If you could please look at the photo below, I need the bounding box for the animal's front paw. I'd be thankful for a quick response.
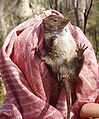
[76,44,88,60]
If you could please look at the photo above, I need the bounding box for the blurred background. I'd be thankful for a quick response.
[0,0,99,108]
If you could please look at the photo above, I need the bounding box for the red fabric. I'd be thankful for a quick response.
[0,10,98,119]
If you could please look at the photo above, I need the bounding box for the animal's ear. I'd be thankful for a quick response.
[42,18,46,25]
[42,16,49,25]
[61,18,70,25]
[43,19,45,23]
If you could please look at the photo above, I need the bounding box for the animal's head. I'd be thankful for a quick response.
[43,15,70,32]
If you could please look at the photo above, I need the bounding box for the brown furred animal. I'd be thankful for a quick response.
[37,15,88,119]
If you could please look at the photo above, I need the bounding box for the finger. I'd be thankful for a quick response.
[80,103,99,118]
[83,46,88,51]
[82,44,85,48]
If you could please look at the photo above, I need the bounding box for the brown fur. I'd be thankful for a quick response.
[38,15,88,119]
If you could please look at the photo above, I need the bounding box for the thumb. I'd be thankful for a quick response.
[80,103,99,118]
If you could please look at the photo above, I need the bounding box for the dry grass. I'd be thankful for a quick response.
[0,79,6,109]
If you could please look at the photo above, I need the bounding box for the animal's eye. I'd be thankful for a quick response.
[54,19,57,22]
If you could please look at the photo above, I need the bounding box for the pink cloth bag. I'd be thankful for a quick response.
[0,10,98,119]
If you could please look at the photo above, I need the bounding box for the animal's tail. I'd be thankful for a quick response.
[64,81,71,119]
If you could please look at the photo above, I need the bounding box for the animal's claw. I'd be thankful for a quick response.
[76,43,88,59]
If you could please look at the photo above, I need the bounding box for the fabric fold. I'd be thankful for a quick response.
[0,10,98,119]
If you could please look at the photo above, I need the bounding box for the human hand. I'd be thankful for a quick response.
[80,103,99,119]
